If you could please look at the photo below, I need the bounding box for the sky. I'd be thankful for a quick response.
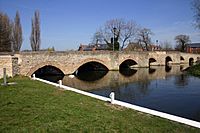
[0,0,199,50]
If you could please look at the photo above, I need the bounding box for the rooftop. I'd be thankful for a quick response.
[186,43,200,48]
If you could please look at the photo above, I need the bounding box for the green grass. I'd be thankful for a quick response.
[0,76,199,132]
[187,64,200,77]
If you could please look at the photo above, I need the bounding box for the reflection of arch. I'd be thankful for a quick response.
[189,58,194,66]
[149,68,156,74]
[165,56,172,65]
[119,59,138,70]
[149,58,157,66]
[76,70,108,81]
[180,65,183,71]
[120,69,137,77]
[165,65,172,72]
[27,62,65,76]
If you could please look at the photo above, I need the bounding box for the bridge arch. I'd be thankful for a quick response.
[180,56,184,60]
[73,58,109,74]
[27,61,65,76]
[165,56,173,65]
[180,56,184,64]
[119,59,138,70]
[189,58,194,66]
[149,58,157,66]
[76,61,108,71]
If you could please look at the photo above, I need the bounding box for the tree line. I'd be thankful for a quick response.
[92,0,200,52]
[92,18,155,51]
[0,11,22,52]
[91,18,193,52]
[0,11,41,52]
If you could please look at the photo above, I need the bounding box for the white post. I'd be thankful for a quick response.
[59,80,62,88]
[109,92,115,104]
[33,74,36,80]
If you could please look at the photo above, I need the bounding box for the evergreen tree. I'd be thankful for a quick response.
[30,11,40,51]
[13,11,23,52]
[0,12,12,52]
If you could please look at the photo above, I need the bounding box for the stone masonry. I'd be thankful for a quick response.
[0,55,18,78]
[0,51,200,78]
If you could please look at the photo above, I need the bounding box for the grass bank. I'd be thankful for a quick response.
[0,76,199,132]
[187,64,200,77]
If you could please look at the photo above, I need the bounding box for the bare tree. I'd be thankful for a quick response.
[30,11,40,51]
[104,18,123,50]
[137,28,153,51]
[193,0,200,30]
[174,34,190,52]
[0,12,12,52]
[13,11,22,52]
[93,18,138,50]
[121,21,138,49]
[160,41,173,51]
[92,31,104,45]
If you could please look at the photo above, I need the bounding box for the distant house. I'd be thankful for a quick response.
[124,42,143,51]
[186,43,200,54]
[78,44,95,51]
[124,42,161,51]
[149,44,162,51]
[95,44,110,50]
[78,43,109,51]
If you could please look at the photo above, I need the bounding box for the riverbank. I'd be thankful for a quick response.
[187,64,200,77]
[0,76,199,132]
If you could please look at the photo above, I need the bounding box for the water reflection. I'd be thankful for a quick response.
[76,70,108,81]
[165,65,172,72]
[119,68,137,77]
[62,65,183,90]
[36,64,200,122]
[174,74,189,87]
[149,67,156,74]
[62,65,200,122]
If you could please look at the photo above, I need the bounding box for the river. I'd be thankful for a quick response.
[39,65,200,122]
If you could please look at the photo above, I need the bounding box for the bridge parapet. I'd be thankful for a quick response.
[1,51,199,78]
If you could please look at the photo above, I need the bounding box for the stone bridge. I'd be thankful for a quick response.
[0,51,200,78]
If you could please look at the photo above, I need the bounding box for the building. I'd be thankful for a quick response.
[78,44,109,51]
[124,42,162,51]
[186,43,200,54]
[149,44,162,51]
[78,44,95,51]
[95,44,110,50]
[124,42,143,51]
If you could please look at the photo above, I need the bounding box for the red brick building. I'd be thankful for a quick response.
[78,43,109,51]
[186,43,200,54]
